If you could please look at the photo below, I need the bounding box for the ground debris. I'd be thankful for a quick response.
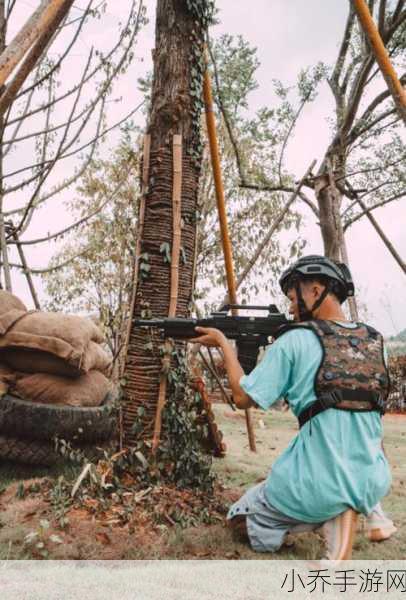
[27,449,229,537]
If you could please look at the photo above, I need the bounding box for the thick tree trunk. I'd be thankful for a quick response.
[122,0,205,444]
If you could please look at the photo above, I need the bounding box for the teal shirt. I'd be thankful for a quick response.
[240,326,392,523]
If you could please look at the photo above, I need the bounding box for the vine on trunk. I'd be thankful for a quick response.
[186,0,215,167]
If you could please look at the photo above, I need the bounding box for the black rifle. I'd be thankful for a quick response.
[134,304,289,374]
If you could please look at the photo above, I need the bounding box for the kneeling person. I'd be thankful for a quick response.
[192,255,394,559]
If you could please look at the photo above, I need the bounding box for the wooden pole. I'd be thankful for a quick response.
[0,0,72,118]
[203,56,256,452]
[0,0,73,88]
[352,0,406,124]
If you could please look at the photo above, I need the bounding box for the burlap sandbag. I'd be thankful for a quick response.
[14,370,111,407]
[0,310,108,377]
[0,290,27,314]
[0,362,16,395]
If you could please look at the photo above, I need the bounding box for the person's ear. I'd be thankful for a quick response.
[313,284,322,299]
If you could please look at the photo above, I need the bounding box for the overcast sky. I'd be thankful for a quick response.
[7,0,406,336]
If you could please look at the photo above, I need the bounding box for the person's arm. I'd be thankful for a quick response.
[191,326,256,409]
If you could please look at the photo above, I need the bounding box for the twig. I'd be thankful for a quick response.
[71,463,92,498]
[198,349,235,410]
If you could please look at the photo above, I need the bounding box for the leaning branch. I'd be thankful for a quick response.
[0,0,73,118]
[0,0,74,88]
[343,191,406,227]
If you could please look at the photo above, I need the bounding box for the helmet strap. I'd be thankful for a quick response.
[296,280,331,321]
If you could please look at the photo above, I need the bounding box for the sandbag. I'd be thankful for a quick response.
[14,370,112,407]
[0,362,16,396]
[0,342,112,378]
[0,290,27,314]
[0,310,108,377]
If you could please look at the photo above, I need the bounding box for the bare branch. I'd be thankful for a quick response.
[378,0,387,34]
[6,0,16,20]
[15,0,94,101]
[8,173,129,246]
[330,5,356,88]
[337,154,406,181]
[391,0,405,24]
[343,192,406,228]
[7,0,141,127]
[277,92,311,185]
[3,100,143,188]
[234,160,317,292]
[16,61,101,235]
[2,247,93,274]
[3,69,38,157]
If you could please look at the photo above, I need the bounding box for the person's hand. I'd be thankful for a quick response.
[190,326,226,348]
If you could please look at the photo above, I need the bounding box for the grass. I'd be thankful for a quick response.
[209,406,406,560]
[0,407,404,560]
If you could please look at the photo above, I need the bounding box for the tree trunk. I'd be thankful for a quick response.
[315,151,359,319]
[122,0,206,445]
[315,176,341,262]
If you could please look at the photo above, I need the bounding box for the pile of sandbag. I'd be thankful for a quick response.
[0,290,112,407]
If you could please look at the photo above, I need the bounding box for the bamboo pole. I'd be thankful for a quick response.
[352,0,406,124]
[0,0,73,88]
[168,134,182,316]
[152,135,183,453]
[203,57,256,452]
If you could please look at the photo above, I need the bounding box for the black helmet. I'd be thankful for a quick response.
[279,254,355,303]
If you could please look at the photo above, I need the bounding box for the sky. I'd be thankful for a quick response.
[4,0,405,336]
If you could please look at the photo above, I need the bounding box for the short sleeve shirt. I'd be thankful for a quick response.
[239,325,391,522]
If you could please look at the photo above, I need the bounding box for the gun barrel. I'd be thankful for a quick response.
[134,319,167,328]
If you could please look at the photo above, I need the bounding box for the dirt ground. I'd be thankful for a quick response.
[0,407,404,560]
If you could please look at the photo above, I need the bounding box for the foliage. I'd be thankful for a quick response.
[131,345,215,492]
[43,133,140,368]
[195,34,308,311]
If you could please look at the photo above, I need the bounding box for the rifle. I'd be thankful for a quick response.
[134,304,289,374]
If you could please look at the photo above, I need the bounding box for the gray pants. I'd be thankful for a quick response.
[227,482,323,553]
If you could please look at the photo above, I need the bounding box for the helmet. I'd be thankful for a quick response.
[279,254,355,303]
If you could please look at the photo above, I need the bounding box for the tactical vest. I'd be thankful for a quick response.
[275,320,390,428]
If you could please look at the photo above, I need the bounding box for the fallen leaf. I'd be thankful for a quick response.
[95,532,111,545]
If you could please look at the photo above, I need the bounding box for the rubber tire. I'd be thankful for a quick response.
[0,392,117,443]
[0,434,116,466]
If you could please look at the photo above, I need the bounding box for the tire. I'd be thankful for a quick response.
[0,392,117,443]
[0,434,116,466]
